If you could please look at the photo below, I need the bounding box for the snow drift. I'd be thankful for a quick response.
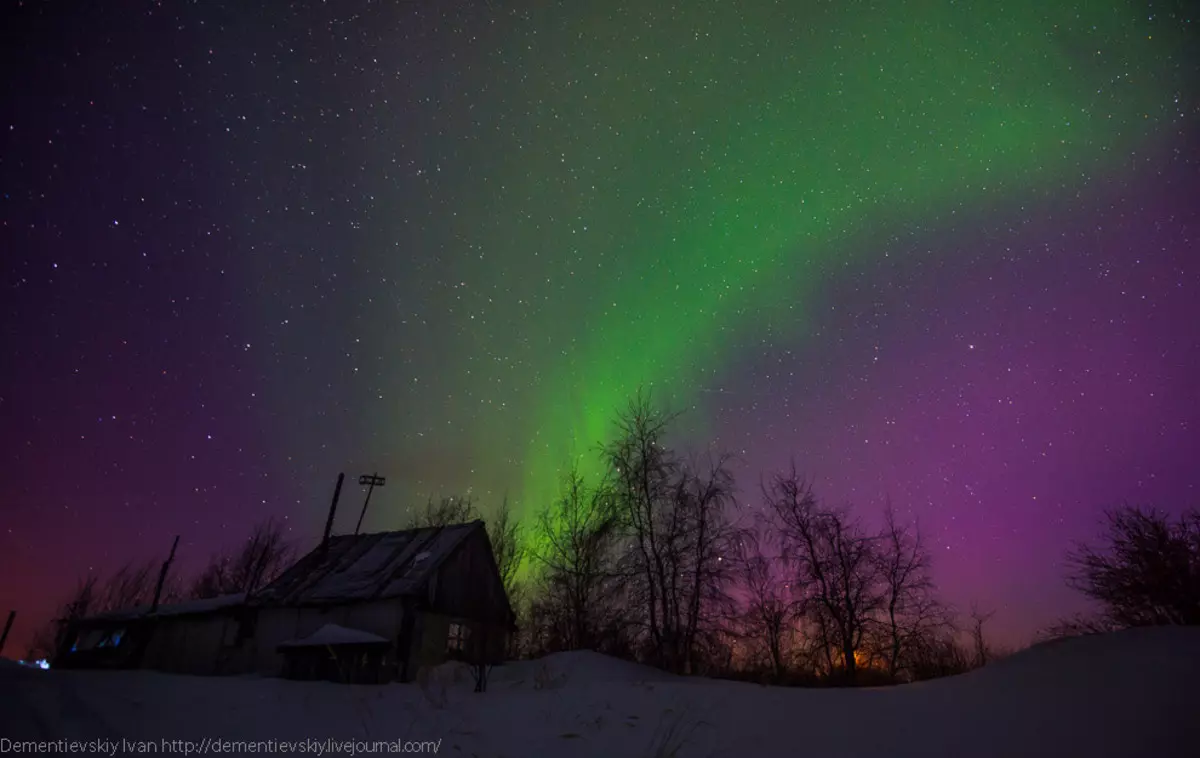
[2,627,1196,757]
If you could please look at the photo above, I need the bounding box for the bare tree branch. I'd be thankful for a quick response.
[1065,505,1200,628]
[190,518,292,599]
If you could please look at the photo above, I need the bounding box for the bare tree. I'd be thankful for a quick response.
[30,558,174,662]
[675,453,741,674]
[404,493,524,606]
[873,505,951,680]
[603,391,740,673]
[1040,613,1121,641]
[731,527,799,682]
[1066,506,1200,628]
[27,575,100,661]
[604,390,678,668]
[529,466,624,652]
[408,495,479,528]
[487,496,527,660]
[488,496,524,598]
[190,518,293,599]
[969,604,995,668]
[908,629,973,681]
[764,466,881,682]
[98,559,162,611]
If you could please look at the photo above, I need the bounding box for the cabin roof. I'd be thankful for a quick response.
[72,592,247,624]
[252,520,483,606]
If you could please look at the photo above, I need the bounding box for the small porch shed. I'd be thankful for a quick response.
[278,623,391,683]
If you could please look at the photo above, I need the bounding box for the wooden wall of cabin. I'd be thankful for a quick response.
[141,615,236,675]
[430,530,512,627]
[409,610,450,677]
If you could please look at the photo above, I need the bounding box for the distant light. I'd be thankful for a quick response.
[36,659,50,670]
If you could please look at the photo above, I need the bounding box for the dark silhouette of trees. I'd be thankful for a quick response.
[604,391,678,668]
[527,466,624,652]
[488,497,525,601]
[603,391,740,674]
[673,452,741,673]
[731,527,798,682]
[1066,506,1200,628]
[969,605,996,667]
[407,495,479,529]
[190,518,293,599]
[763,467,882,682]
[98,559,162,612]
[26,558,177,661]
[873,505,952,680]
[907,630,973,681]
[405,494,524,598]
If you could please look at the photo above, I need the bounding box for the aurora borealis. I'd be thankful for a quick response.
[2,0,1197,655]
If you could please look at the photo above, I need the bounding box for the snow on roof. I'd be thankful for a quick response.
[82,593,247,623]
[277,624,389,649]
[253,521,482,606]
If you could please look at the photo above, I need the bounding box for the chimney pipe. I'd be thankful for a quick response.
[151,536,180,614]
[323,472,345,549]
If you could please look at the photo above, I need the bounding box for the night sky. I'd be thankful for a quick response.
[2,0,1197,657]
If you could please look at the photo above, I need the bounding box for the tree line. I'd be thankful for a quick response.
[516,392,971,684]
[510,392,1198,684]
[30,392,1200,685]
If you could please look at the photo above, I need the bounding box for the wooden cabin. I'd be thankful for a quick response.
[249,519,515,682]
[54,520,515,685]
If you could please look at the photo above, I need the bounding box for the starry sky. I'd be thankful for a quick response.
[2,0,1197,657]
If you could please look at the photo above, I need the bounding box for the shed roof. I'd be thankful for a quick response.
[252,521,483,607]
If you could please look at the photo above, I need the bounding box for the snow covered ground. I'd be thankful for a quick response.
[3,627,1197,757]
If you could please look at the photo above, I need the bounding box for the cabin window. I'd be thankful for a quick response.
[98,628,125,648]
[447,622,468,653]
[75,629,105,651]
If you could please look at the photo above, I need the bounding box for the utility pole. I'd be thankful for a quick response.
[322,472,346,551]
[355,473,386,534]
[0,610,15,657]
[150,536,180,614]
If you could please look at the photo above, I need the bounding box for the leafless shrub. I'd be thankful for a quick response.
[32,556,172,661]
[908,630,974,680]
[1065,505,1200,628]
[190,518,292,599]
[408,495,479,529]
[1039,613,1122,642]
[646,707,702,758]
[969,604,996,667]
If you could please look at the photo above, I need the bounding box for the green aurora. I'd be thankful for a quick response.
[377,0,1180,514]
